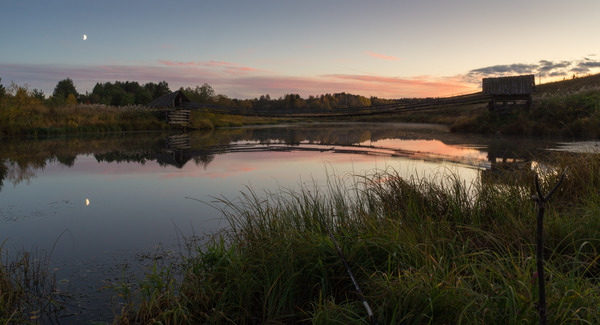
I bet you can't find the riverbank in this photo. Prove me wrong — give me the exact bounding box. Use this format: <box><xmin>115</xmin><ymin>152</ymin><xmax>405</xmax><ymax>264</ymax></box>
<box><xmin>449</xmin><ymin>74</ymin><xmax>600</xmax><ymax>138</ymax></box>
<box><xmin>0</xmin><ymin>102</ymin><xmax>287</xmax><ymax>138</ymax></box>
<box><xmin>107</xmin><ymin>151</ymin><xmax>600</xmax><ymax>324</ymax></box>
<box><xmin>2</xmin><ymin>74</ymin><xmax>600</xmax><ymax>139</ymax></box>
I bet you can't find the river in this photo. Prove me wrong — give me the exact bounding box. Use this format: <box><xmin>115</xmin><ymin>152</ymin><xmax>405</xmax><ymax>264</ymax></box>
<box><xmin>0</xmin><ymin>122</ymin><xmax>584</xmax><ymax>323</ymax></box>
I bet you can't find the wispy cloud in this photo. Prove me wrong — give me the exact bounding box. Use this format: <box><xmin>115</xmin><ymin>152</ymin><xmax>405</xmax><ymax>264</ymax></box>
<box><xmin>158</xmin><ymin>60</ymin><xmax>260</xmax><ymax>75</ymax></box>
<box><xmin>464</xmin><ymin>56</ymin><xmax>600</xmax><ymax>83</ymax></box>
<box><xmin>2</xmin><ymin>54</ymin><xmax>598</xmax><ymax>100</ymax></box>
<box><xmin>1</xmin><ymin>62</ymin><xmax>475</xmax><ymax>99</ymax></box>
<box><xmin>365</xmin><ymin>51</ymin><xmax>401</xmax><ymax>61</ymax></box>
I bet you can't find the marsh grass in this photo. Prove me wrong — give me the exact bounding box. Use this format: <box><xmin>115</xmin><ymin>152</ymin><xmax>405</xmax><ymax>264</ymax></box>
<box><xmin>0</xmin><ymin>100</ymin><xmax>172</xmax><ymax>136</ymax></box>
<box><xmin>115</xmin><ymin>152</ymin><xmax>600</xmax><ymax>324</ymax></box>
<box><xmin>0</xmin><ymin>242</ymin><xmax>68</xmax><ymax>323</ymax></box>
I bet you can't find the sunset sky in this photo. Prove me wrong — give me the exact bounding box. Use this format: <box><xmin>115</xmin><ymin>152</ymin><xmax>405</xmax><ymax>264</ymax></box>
<box><xmin>2</xmin><ymin>0</ymin><xmax>600</xmax><ymax>99</ymax></box>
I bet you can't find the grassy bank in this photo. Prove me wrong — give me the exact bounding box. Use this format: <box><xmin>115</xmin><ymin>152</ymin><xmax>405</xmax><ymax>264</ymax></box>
<box><xmin>0</xmin><ymin>88</ymin><xmax>285</xmax><ymax>137</ymax></box>
<box><xmin>189</xmin><ymin>110</ymin><xmax>291</xmax><ymax>129</ymax></box>
<box><xmin>0</xmin><ymin>102</ymin><xmax>170</xmax><ymax>137</ymax></box>
<box><xmin>112</xmin><ymin>152</ymin><xmax>600</xmax><ymax>324</ymax></box>
<box><xmin>450</xmin><ymin>75</ymin><xmax>600</xmax><ymax>138</ymax></box>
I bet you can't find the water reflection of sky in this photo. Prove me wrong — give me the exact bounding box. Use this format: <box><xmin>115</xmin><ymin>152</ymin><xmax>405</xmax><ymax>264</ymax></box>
<box><xmin>0</xmin><ymin>127</ymin><xmax>541</xmax><ymax>322</ymax></box>
<box><xmin>1</xmin><ymin>145</ymin><xmax>482</xmax><ymax>260</ymax></box>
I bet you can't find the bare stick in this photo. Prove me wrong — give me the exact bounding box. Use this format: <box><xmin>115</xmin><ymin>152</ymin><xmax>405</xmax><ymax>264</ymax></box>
<box><xmin>317</xmin><ymin>209</ymin><xmax>379</xmax><ymax>325</ymax></box>
<box><xmin>532</xmin><ymin>169</ymin><xmax>566</xmax><ymax>325</ymax></box>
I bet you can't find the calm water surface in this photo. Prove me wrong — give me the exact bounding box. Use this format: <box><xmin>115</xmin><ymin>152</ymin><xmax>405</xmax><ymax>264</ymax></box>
<box><xmin>0</xmin><ymin>122</ymin><xmax>567</xmax><ymax>322</ymax></box>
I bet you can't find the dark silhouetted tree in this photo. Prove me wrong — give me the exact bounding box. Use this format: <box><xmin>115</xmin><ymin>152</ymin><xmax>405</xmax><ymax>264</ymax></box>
<box><xmin>52</xmin><ymin>78</ymin><xmax>78</xmax><ymax>104</ymax></box>
<box><xmin>182</xmin><ymin>83</ymin><xmax>216</xmax><ymax>104</ymax></box>
<box><xmin>144</xmin><ymin>81</ymin><xmax>171</xmax><ymax>99</ymax></box>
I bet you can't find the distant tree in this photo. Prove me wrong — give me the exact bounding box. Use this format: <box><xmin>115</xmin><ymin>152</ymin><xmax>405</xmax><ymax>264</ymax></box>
<box><xmin>31</xmin><ymin>88</ymin><xmax>45</xmax><ymax>101</ymax></box>
<box><xmin>134</xmin><ymin>87</ymin><xmax>152</xmax><ymax>105</ymax></box>
<box><xmin>198</xmin><ymin>83</ymin><xmax>215</xmax><ymax>102</ymax></box>
<box><xmin>90</xmin><ymin>82</ymin><xmax>109</xmax><ymax>105</ymax></box>
<box><xmin>52</xmin><ymin>78</ymin><xmax>78</xmax><ymax>103</ymax></box>
<box><xmin>214</xmin><ymin>94</ymin><xmax>234</xmax><ymax>107</ymax></box>
<box><xmin>88</xmin><ymin>81</ymin><xmax>154</xmax><ymax>106</ymax></box>
<box><xmin>0</xmin><ymin>78</ymin><xmax>6</xmax><ymax>100</ymax></box>
<box><xmin>155</xmin><ymin>81</ymin><xmax>170</xmax><ymax>97</ymax></box>
<box><xmin>8</xmin><ymin>82</ymin><xmax>41</xmax><ymax>109</ymax></box>
<box><xmin>109</xmin><ymin>87</ymin><xmax>134</xmax><ymax>106</ymax></box>
<box><xmin>66</xmin><ymin>93</ymin><xmax>77</xmax><ymax>106</ymax></box>
<box><xmin>144</xmin><ymin>81</ymin><xmax>171</xmax><ymax>99</ymax></box>
<box><xmin>182</xmin><ymin>83</ymin><xmax>215</xmax><ymax>104</ymax></box>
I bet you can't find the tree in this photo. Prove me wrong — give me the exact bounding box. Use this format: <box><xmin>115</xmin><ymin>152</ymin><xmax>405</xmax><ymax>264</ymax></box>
<box><xmin>66</xmin><ymin>93</ymin><xmax>77</xmax><ymax>106</ymax></box>
<box><xmin>52</xmin><ymin>78</ymin><xmax>78</xmax><ymax>104</ymax></box>
<box><xmin>144</xmin><ymin>81</ymin><xmax>170</xmax><ymax>99</ymax></box>
<box><xmin>182</xmin><ymin>83</ymin><xmax>215</xmax><ymax>104</ymax></box>
<box><xmin>31</xmin><ymin>88</ymin><xmax>45</xmax><ymax>101</ymax></box>
<box><xmin>134</xmin><ymin>87</ymin><xmax>152</xmax><ymax>105</ymax></box>
<box><xmin>0</xmin><ymin>78</ymin><xmax>6</xmax><ymax>100</ymax></box>
<box><xmin>215</xmin><ymin>94</ymin><xmax>234</xmax><ymax>107</ymax></box>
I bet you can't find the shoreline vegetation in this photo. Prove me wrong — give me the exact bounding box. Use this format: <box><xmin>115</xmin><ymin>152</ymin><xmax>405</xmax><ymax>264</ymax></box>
<box><xmin>113</xmin><ymin>152</ymin><xmax>599</xmax><ymax>324</ymax></box>
<box><xmin>1</xmin><ymin>73</ymin><xmax>600</xmax><ymax>139</ymax></box>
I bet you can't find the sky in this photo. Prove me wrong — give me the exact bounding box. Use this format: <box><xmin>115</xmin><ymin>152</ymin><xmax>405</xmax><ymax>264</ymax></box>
<box><xmin>1</xmin><ymin>0</ymin><xmax>600</xmax><ymax>99</ymax></box>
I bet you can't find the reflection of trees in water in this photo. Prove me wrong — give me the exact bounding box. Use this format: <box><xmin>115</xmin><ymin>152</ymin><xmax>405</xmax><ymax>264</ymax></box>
<box><xmin>0</xmin><ymin>134</ymin><xmax>166</xmax><ymax>192</ymax></box>
<box><xmin>0</xmin><ymin>159</ymin><xmax>7</xmax><ymax>191</ymax></box>
<box><xmin>56</xmin><ymin>154</ymin><xmax>77</xmax><ymax>167</ymax></box>
<box><xmin>94</xmin><ymin>152</ymin><xmax>150</xmax><ymax>164</ymax></box>
<box><xmin>192</xmin><ymin>151</ymin><xmax>215</xmax><ymax>168</ymax></box>
<box><xmin>0</xmin><ymin>158</ymin><xmax>38</xmax><ymax>191</ymax></box>
<box><xmin>0</xmin><ymin>125</ymin><xmax>565</xmax><ymax>192</ymax></box>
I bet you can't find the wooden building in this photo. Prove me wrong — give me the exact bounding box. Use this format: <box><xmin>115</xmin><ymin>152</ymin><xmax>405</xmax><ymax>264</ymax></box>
<box><xmin>482</xmin><ymin>74</ymin><xmax>535</xmax><ymax>110</ymax></box>
<box><xmin>147</xmin><ymin>90</ymin><xmax>192</xmax><ymax>125</ymax></box>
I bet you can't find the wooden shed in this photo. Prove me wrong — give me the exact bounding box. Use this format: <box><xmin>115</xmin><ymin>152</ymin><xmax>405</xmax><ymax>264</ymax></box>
<box><xmin>482</xmin><ymin>74</ymin><xmax>535</xmax><ymax>110</ymax></box>
<box><xmin>147</xmin><ymin>90</ymin><xmax>192</xmax><ymax>125</ymax></box>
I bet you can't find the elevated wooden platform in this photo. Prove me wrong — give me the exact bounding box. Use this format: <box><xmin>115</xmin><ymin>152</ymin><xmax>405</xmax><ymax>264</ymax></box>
<box><xmin>482</xmin><ymin>75</ymin><xmax>535</xmax><ymax>111</ymax></box>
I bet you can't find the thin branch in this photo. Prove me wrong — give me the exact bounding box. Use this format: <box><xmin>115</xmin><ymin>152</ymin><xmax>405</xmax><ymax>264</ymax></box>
<box><xmin>316</xmin><ymin>208</ymin><xmax>379</xmax><ymax>325</ymax></box>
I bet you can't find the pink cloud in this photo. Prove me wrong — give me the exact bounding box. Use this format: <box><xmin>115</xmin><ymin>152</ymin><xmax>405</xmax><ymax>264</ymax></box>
<box><xmin>159</xmin><ymin>60</ymin><xmax>256</xmax><ymax>70</ymax></box>
<box><xmin>207</xmin><ymin>60</ymin><xmax>234</xmax><ymax>67</ymax></box>
<box><xmin>157</xmin><ymin>60</ymin><xmax>260</xmax><ymax>76</ymax></box>
<box><xmin>0</xmin><ymin>62</ymin><xmax>478</xmax><ymax>100</ymax></box>
<box><xmin>159</xmin><ymin>60</ymin><xmax>201</xmax><ymax>67</ymax></box>
<box><xmin>224</xmin><ymin>74</ymin><xmax>476</xmax><ymax>99</ymax></box>
<box><xmin>365</xmin><ymin>51</ymin><xmax>402</xmax><ymax>61</ymax></box>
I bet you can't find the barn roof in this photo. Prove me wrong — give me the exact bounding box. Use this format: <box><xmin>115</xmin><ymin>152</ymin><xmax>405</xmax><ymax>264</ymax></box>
<box><xmin>147</xmin><ymin>90</ymin><xmax>191</xmax><ymax>108</ymax></box>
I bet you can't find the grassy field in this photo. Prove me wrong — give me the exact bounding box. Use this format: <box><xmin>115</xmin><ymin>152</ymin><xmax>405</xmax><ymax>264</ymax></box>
<box><xmin>105</xmin><ymin>151</ymin><xmax>600</xmax><ymax>324</ymax></box>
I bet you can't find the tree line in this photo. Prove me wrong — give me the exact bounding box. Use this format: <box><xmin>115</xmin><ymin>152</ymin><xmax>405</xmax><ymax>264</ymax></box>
<box><xmin>0</xmin><ymin>77</ymin><xmax>396</xmax><ymax>111</ymax></box>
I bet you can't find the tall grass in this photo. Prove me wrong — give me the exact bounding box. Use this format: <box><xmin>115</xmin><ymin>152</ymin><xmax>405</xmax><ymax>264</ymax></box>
<box><xmin>115</xmin><ymin>152</ymin><xmax>600</xmax><ymax>324</ymax></box>
<box><xmin>0</xmin><ymin>100</ymin><xmax>170</xmax><ymax>137</ymax></box>
<box><xmin>450</xmin><ymin>88</ymin><xmax>600</xmax><ymax>137</ymax></box>
<box><xmin>0</xmin><ymin>242</ymin><xmax>67</xmax><ymax>323</ymax></box>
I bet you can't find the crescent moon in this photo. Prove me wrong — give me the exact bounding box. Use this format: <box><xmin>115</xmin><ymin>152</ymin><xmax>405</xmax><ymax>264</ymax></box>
<box><xmin>83</xmin><ymin>34</ymin><xmax>87</xmax><ymax>40</ymax></box>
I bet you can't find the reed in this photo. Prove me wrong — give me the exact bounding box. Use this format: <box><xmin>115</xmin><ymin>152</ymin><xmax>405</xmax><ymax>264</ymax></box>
<box><xmin>115</xmin><ymin>152</ymin><xmax>600</xmax><ymax>324</ymax></box>
<box><xmin>0</xmin><ymin>242</ymin><xmax>66</xmax><ymax>323</ymax></box>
